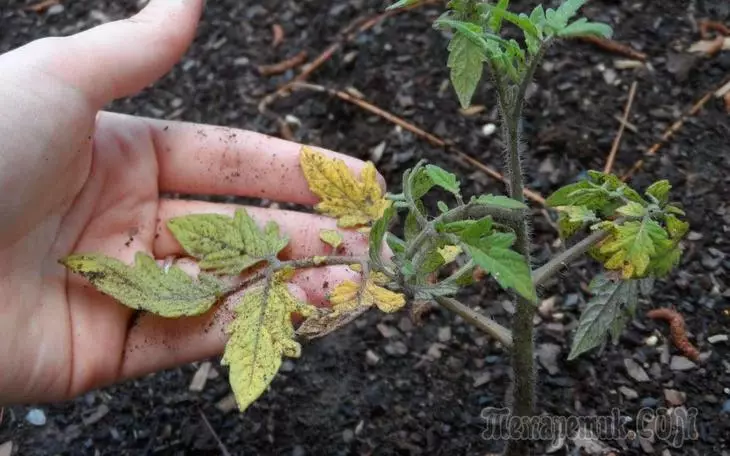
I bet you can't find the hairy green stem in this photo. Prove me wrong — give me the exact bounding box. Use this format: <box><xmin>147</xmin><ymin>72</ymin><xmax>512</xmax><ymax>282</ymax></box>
<box><xmin>532</xmin><ymin>229</ymin><xmax>609</xmax><ymax>287</ymax></box>
<box><xmin>435</xmin><ymin>296</ymin><xmax>513</xmax><ymax>348</ymax></box>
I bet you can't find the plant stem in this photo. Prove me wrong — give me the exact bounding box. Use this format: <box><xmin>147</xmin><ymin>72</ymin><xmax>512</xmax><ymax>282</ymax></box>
<box><xmin>531</xmin><ymin>229</ymin><xmax>609</xmax><ymax>287</ymax></box>
<box><xmin>434</xmin><ymin>296</ymin><xmax>512</xmax><ymax>348</ymax></box>
<box><xmin>498</xmin><ymin>43</ymin><xmax>550</xmax><ymax>456</ymax></box>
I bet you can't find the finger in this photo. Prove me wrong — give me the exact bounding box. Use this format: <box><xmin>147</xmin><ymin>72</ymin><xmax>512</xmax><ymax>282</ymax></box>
<box><xmin>32</xmin><ymin>0</ymin><xmax>203</xmax><ymax>105</ymax></box>
<box><xmin>114</xmin><ymin>113</ymin><xmax>384</xmax><ymax>203</ymax></box>
<box><xmin>154</xmin><ymin>199</ymin><xmax>371</xmax><ymax>259</ymax></box>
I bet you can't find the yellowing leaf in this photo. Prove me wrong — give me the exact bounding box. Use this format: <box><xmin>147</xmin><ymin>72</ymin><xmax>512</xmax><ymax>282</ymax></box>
<box><xmin>167</xmin><ymin>209</ymin><xmax>288</xmax><ymax>275</ymax></box>
<box><xmin>437</xmin><ymin>245</ymin><xmax>462</xmax><ymax>264</ymax></box>
<box><xmin>329</xmin><ymin>272</ymin><xmax>406</xmax><ymax>314</ymax></box>
<box><xmin>222</xmin><ymin>273</ymin><xmax>314</xmax><ymax>411</ymax></box>
<box><xmin>599</xmin><ymin>219</ymin><xmax>669</xmax><ymax>279</ymax></box>
<box><xmin>319</xmin><ymin>229</ymin><xmax>344</xmax><ymax>249</ymax></box>
<box><xmin>61</xmin><ymin>252</ymin><xmax>224</xmax><ymax>317</ymax></box>
<box><xmin>299</xmin><ymin>146</ymin><xmax>391</xmax><ymax>227</ymax></box>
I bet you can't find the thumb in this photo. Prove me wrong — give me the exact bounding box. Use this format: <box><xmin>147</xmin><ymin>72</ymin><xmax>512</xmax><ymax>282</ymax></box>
<box><xmin>39</xmin><ymin>0</ymin><xmax>203</xmax><ymax>106</ymax></box>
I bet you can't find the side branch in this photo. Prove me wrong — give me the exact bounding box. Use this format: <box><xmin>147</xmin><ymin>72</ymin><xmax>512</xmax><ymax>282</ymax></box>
<box><xmin>434</xmin><ymin>296</ymin><xmax>513</xmax><ymax>348</ymax></box>
<box><xmin>531</xmin><ymin>230</ymin><xmax>609</xmax><ymax>287</ymax></box>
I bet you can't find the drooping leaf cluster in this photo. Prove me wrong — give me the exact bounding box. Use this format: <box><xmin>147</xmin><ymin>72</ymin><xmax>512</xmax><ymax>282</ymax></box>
<box><xmin>388</xmin><ymin>0</ymin><xmax>613</xmax><ymax>108</ymax></box>
<box><xmin>546</xmin><ymin>172</ymin><xmax>689</xmax><ymax>359</ymax></box>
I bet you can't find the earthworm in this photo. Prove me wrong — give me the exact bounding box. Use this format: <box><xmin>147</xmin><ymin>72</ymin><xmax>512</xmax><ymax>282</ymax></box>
<box><xmin>646</xmin><ymin>308</ymin><xmax>700</xmax><ymax>361</ymax></box>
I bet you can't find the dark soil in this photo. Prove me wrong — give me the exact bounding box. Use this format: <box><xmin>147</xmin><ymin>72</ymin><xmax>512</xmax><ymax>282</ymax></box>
<box><xmin>2</xmin><ymin>0</ymin><xmax>729</xmax><ymax>454</ymax></box>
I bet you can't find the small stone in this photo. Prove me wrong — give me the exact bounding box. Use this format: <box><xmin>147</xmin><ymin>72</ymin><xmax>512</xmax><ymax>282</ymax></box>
<box><xmin>427</xmin><ymin>343</ymin><xmax>446</xmax><ymax>360</ymax></box>
<box><xmin>0</xmin><ymin>441</ymin><xmax>13</xmax><ymax>456</ymax></box>
<box><xmin>641</xmin><ymin>397</ymin><xmax>658</xmax><ymax>408</ymax></box>
<box><xmin>291</xmin><ymin>445</ymin><xmax>306</xmax><ymax>456</ymax></box>
<box><xmin>473</xmin><ymin>372</ymin><xmax>491</xmax><ymax>387</ymax></box>
<box><xmin>365</xmin><ymin>350</ymin><xmax>380</xmax><ymax>366</ymax></box>
<box><xmin>170</xmin><ymin>98</ymin><xmax>184</xmax><ymax>109</ymax></box>
<box><xmin>624</xmin><ymin>358</ymin><xmax>650</xmax><ymax>382</ymax></box>
<box><xmin>355</xmin><ymin>420</ymin><xmax>365</xmax><ymax>435</ymax></box>
<box><xmin>47</xmin><ymin>4</ymin><xmax>64</xmax><ymax>15</ymax></box>
<box><xmin>189</xmin><ymin>361</ymin><xmax>212</xmax><ymax>391</ymax></box>
<box><xmin>722</xmin><ymin>400</ymin><xmax>730</xmax><ymax>414</ymax></box>
<box><xmin>645</xmin><ymin>335</ymin><xmax>659</xmax><ymax>346</ymax></box>
<box><xmin>25</xmin><ymin>409</ymin><xmax>47</xmax><ymax>426</ymax></box>
<box><xmin>619</xmin><ymin>386</ymin><xmax>639</xmax><ymax>399</ymax></box>
<box><xmin>539</xmin><ymin>296</ymin><xmax>556</xmax><ymax>317</ymax></box>
<box><xmin>649</xmin><ymin>362</ymin><xmax>662</xmax><ymax>379</ymax></box>
<box><xmin>537</xmin><ymin>343</ymin><xmax>561</xmax><ymax>375</ymax></box>
<box><xmin>215</xmin><ymin>393</ymin><xmax>238</xmax><ymax>413</ymax></box>
<box><xmin>377</xmin><ymin>323</ymin><xmax>400</xmax><ymax>339</ymax></box>
<box><xmin>397</xmin><ymin>316</ymin><xmax>414</xmax><ymax>333</ymax></box>
<box><xmin>342</xmin><ymin>429</ymin><xmax>355</xmax><ymax>443</ymax></box>
<box><xmin>670</xmin><ymin>356</ymin><xmax>697</xmax><ymax>371</ymax></box>
<box><xmin>708</xmin><ymin>334</ymin><xmax>729</xmax><ymax>344</ymax></box>
<box><xmin>563</xmin><ymin>293</ymin><xmax>580</xmax><ymax>308</ymax></box>
<box><xmin>384</xmin><ymin>341</ymin><xmax>408</xmax><ymax>357</ymax></box>
<box><xmin>370</xmin><ymin>141</ymin><xmax>386</xmax><ymax>164</ymax></box>
<box><xmin>664</xmin><ymin>389</ymin><xmax>686</xmax><ymax>406</ymax></box>
<box><xmin>82</xmin><ymin>404</ymin><xmax>110</xmax><ymax>426</ymax></box>
<box><xmin>687</xmin><ymin>231</ymin><xmax>703</xmax><ymax>241</ymax></box>
<box><xmin>437</xmin><ymin>326</ymin><xmax>451</xmax><ymax>342</ymax></box>
<box><xmin>280</xmin><ymin>360</ymin><xmax>295</xmax><ymax>372</ymax></box>
<box><xmin>701</xmin><ymin>253</ymin><xmax>722</xmax><ymax>269</ymax></box>
<box><xmin>481</xmin><ymin>123</ymin><xmax>497</xmax><ymax>136</ymax></box>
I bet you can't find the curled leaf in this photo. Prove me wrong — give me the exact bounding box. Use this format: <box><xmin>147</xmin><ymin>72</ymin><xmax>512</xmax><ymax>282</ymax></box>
<box><xmin>300</xmin><ymin>146</ymin><xmax>390</xmax><ymax>227</ymax></box>
<box><xmin>329</xmin><ymin>272</ymin><xmax>406</xmax><ymax>314</ymax></box>
<box><xmin>61</xmin><ymin>252</ymin><xmax>224</xmax><ymax>317</ymax></box>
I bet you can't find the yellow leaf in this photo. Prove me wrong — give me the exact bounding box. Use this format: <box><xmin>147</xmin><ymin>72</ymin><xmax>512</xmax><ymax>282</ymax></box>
<box><xmin>437</xmin><ymin>245</ymin><xmax>462</xmax><ymax>264</ymax></box>
<box><xmin>329</xmin><ymin>274</ymin><xmax>406</xmax><ymax>314</ymax></box>
<box><xmin>222</xmin><ymin>272</ymin><xmax>314</xmax><ymax>411</ymax></box>
<box><xmin>319</xmin><ymin>229</ymin><xmax>343</xmax><ymax>249</ymax></box>
<box><xmin>299</xmin><ymin>146</ymin><xmax>391</xmax><ymax>227</ymax></box>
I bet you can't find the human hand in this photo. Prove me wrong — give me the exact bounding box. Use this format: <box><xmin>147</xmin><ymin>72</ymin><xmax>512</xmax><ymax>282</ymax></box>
<box><xmin>0</xmin><ymin>0</ymin><xmax>375</xmax><ymax>405</ymax></box>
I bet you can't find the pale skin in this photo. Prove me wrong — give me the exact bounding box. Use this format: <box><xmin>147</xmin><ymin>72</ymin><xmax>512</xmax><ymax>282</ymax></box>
<box><xmin>0</xmin><ymin>0</ymin><xmax>375</xmax><ymax>405</ymax></box>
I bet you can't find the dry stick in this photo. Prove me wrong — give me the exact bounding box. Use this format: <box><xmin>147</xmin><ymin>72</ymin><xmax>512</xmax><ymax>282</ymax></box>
<box><xmin>622</xmin><ymin>76</ymin><xmax>730</xmax><ymax>180</ymax></box>
<box><xmin>258</xmin><ymin>51</ymin><xmax>309</xmax><ymax>76</ymax></box>
<box><xmin>577</xmin><ymin>35</ymin><xmax>648</xmax><ymax>61</ymax></box>
<box><xmin>603</xmin><ymin>81</ymin><xmax>638</xmax><ymax>174</ymax></box>
<box><xmin>267</xmin><ymin>81</ymin><xmax>546</xmax><ymax>206</ymax></box>
<box><xmin>198</xmin><ymin>408</ymin><xmax>232</xmax><ymax>456</ymax></box>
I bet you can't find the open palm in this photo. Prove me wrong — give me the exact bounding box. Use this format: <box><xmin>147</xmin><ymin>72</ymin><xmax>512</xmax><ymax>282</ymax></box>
<box><xmin>0</xmin><ymin>0</ymin><xmax>369</xmax><ymax>404</ymax></box>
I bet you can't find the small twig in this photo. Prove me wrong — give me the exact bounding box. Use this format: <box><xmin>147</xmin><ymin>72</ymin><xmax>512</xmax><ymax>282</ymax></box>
<box><xmin>198</xmin><ymin>408</ymin><xmax>232</xmax><ymax>456</ymax></box>
<box><xmin>258</xmin><ymin>51</ymin><xmax>308</xmax><ymax>76</ymax></box>
<box><xmin>612</xmin><ymin>114</ymin><xmax>638</xmax><ymax>134</ymax></box>
<box><xmin>434</xmin><ymin>296</ymin><xmax>513</xmax><ymax>348</ymax></box>
<box><xmin>646</xmin><ymin>308</ymin><xmax>700</xmax><ymax>361</ymax></box>
<box><xmin>577</xmin><ymin>35</ymin><xmax>648</xmax><ymax>61</ymax></box>
<box><xmin>532</xmin><ymin>229</ymin><xmax>609</xmax><ymax>287</ymax></box>
<box><xmin>271</xmin><ymin>24</ymin><xmax>284</xmax><ymax>48</ymax></box>
<box><xmin>699</xmin><ymin>19</ymin><xmax>730</xmax><ymax>38</ymax></box>
<box><xmin>261</xmin><ymin>81</ymin><xmax>546</xmax><ymax>205</ymax></box>
<box><xmin>26</xmin><ymin>0</ymin><xmax>59</xmax><ymax>12</ymax></box>
<box><xmin>622</xmin><ymin>76</ymin><xmax>730</xmax><ymax>180</ymax></box>
<box><xmin>604</xmin><ymin>81</ymin><xmax>638</xmax><ymax>174</ymax></box>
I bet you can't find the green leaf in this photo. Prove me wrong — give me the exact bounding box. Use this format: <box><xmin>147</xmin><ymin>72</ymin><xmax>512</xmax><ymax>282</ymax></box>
<box><xmin>319</xmin><ymin>229</ymin><xmax>343</xmax><ymax>249</ymax></box>
<box><xmin>446</xmin><ymin>29</ymin><xmax>486</xmax><ymax>109</ymax></box>
<box><xmin>410</xmin><ymin>168</ymin><xmax>434</xmax><ymax>199</ymax></box>
<box><xmin>557</xmin><ymin>212</ymin><xmax>584</xmax><ymax>239</ymax></box>
<box><xmin>553</xmin><ymin>0</ymin><xmax>588</xmax><ymax>29</ymax></box>
<box><xmin>472</xmin><ymin>194</ymin><xmax>528</xmax><ymax>210</ymax></box>
<box><xmin>167</xmin><ymin>209</ymin><xmax>289</xmax><ymax>275</ymax></box>
<box><xmin>599</xmin><ymin>219</ymin><xmax>669</xmax><ymax>279</ymax></box>
<box><xmin>437</xmin><ymin>201</ymin><xmax>449</xmax><ymax>213</ymax></box>
<box><xmin>615</xmin><ymin>201</ymin><xmax>647</xmax><ymax>217</ymax></box>
<box><xmin>223</xmin><ymin>272</ymin><xmax>314</xmax><ymax>411</ymax></box>
<box><xmin>559</xmin><ymin>205</ymin><xmax>598</xmax><ymax>223</ymax></box>
<box><xmin>664</xmin><ymin>214</ymin><xmax>689</xmax><ymax>240</ymax></box>
<box><xmin>425</xmin><ymin>164</ymin><xmax>461</xmax><ymax>196</ymax></box>
<box><xmin>405</xmin><ymin>209</ymin><xmax>420</xmax><ymax>242</ymax></box>
<box><xmin>369</xmin><ymin>205</ymin><xmax>395</xmax><ymax>267</ymax></box>
<box><xmin>61</xmin><ymin>252</ymin><xmax>224</xmax><ymax>317</ymax></box>
<box><xmin>419</xmin><ymin>248</ymin><xmax>446</xmax><ymax>275</ymax></box>
<box><xmin>648</xmin><ymin>242</ymin><xmax>682</xmax><ymax>277</ymax></box>
<box><xmin>665</xmin><ymin>205</ymin><xmax>685</xmax><ymax>216</ymax></box>
<box><xmin>453</xmin><ymin>216</ymin><xmax>494</xmax><ymax>245</ymax></box>
<box><xmin>484</xmin><ymin>4</ymin><xmax>539</xmax><ymax>39</ymax></box>
<box><xmin>568</xmin><ymin>274</ymin><xmax>638</xmax><ymax>360</ymax></box>
<box><xmin>546</xmin><ymin>181</ymin><xmax>598</xmax><ymax>207</ymax></box>
<box><xmin>557</xmin><ymin>18</ymin><xmax>613</xmax><ymax>39</ymax></box>
<box><xmin>386</xmin><ymin>233</ymin><xmax>406</xmax><ymax>254</ymax></box>
<box><xmin>463</xmin><ymin>233</ymin><xmax>537</xmax><ymax>303</ymax></box>
<box><xmin>646</xmin><ymin>180</ymin><xmax>671</xmax><ymax>205</ymax></box>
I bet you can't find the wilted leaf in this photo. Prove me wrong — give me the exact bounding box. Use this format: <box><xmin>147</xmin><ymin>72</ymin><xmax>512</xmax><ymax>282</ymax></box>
<box><xmin>300</xmin><ymin>146</ymin><xmax>391</xmax><ymax>227</ymax></box>
<box><xmin>319</xmin><ymin>229</ymin><xmax>343</xmax><ymax>249</ymax></box>
<box><xmin>222</xmin><ymin>272</ymin><xmax>314</xmax><ymax>411</ymax></box>
<box><xmin>168</xmin><ymin>209</ymin><xmax>289</xmax><ymax>275</ymax></box>
<box><xmin>61</xmin><ymin>252</ymin><xmax>224</xmax><ymax>317</ymax></box>
<box><xmin>568</xmin><ymin>274</ymin><xmax>638</xmax><ymax>360</ymax></box>
<box><xmin>329</xmin><ymin>272</ymin><xmax>406</xmax><ymax>314</ymax></box>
